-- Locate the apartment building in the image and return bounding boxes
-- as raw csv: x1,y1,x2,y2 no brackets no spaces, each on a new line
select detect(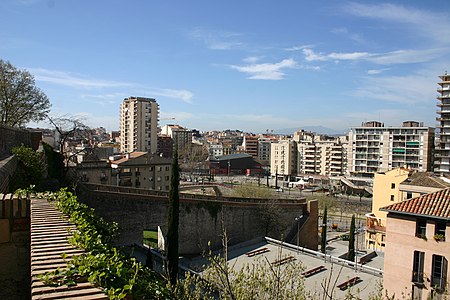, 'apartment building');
347,121,434,178
435,72,450,176
208,143,223,159
120,97,159,154
258,137,276,167
366,168,450,252
294,131,347,177
160,124,193,153
270,139,297,177
382,189,449,299
242,135,258,158
110,152,172,190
